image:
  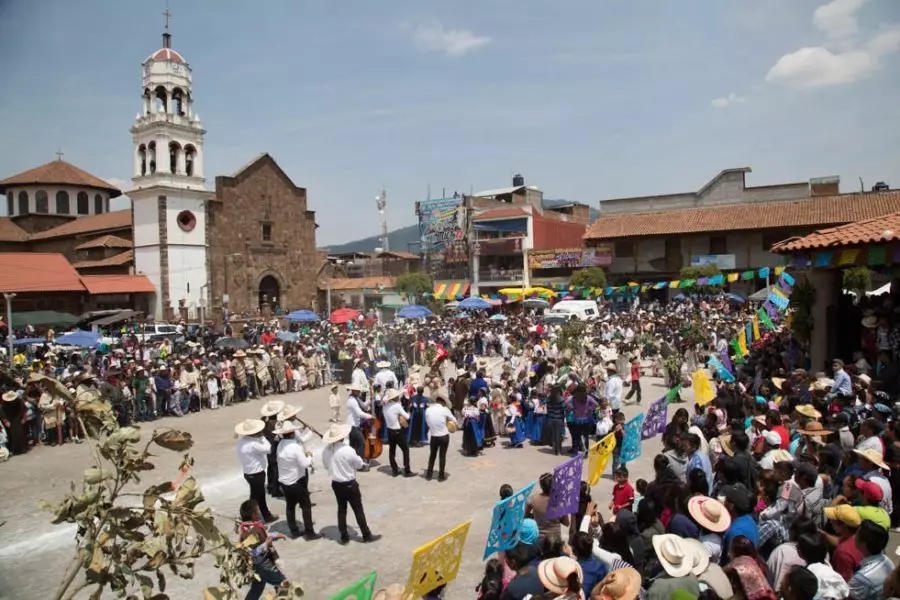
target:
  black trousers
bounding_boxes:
[266,450,280,495]
[331,480,371,540]
[427,434,450,477]
[547,418,566,456]
[625,380,642,403]
[388,428,410,474]
[281,475,314,535]
[244,471,273,520]
[349,426,365,459]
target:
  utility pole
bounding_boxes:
[4,293,15,366]
[376,189,388,252]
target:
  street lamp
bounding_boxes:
[4,293,16,366]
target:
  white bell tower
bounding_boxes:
[128,10,214,321]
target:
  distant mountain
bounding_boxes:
[324,224,421,254]
[323,199,598,253]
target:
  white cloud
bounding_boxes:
[710,92,747,109]
[766,0,900,90]
[410,22,490,58]
[813,0,866,39]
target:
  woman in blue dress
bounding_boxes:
[407,386,429,446]
[461,399,484,456]
[505,395,526,448]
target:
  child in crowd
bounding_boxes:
[328,383,342,423]
[239,499,287,600]
[610,466,634,515]
[634,478,647,513]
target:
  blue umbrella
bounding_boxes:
[276,331,300,342]
[13,337,46,346]
[458,297,492,310]
[489,313,507,321]
[724,292,746,304]
[54,330,101,347]
[285,309,320,322]
[397,305,432,319]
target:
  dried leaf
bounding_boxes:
[191,514,219,542]
[153,430,194,452]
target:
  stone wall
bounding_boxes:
[208,155,317,322]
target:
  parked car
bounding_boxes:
[134,323,183,344]
[546,300,600,321]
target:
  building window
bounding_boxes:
[6,192,12,216]
[762,232,786,250]
[35,190,49,213]
[261,222,273,242]
[614,240,635,258]
[77,191,89,215]
[17,191,28,215]
[709,235,727,255]
[176,210,197,232]
[56,190,70,214]
[94,194,103,214]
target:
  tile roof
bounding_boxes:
[0,159,121,196]
[29,209,132,241]
[74,234,133,250]
[375,250,419,260]
[472,207,529,221]
[318,276,395,291]
[81,274,156,295]
[71,249,134,269]
[0,253,86,293]
[584,191,900,240]
[771,210,900,252]
[0,217,29,242]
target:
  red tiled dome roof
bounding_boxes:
[0,160,121,197]
[148,48,185,64]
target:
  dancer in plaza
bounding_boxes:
[321,423,381,545]
[235,419,278,524]
[424,397,457,481]
[274,419,321,540]
[461,397,484,456]
[407,385,430,446]
[382,388,413,477]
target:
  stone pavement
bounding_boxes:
[0,375,681,599]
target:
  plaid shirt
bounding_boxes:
[849,553,895,600]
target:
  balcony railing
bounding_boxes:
[478,268,524,282]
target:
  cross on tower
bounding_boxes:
[54,148,64,161]
[162,7,171,31]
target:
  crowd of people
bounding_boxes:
[4,290,900,600]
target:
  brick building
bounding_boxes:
[207,154,318,320]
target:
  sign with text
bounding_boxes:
[528,247,611,269]
[418,198,466,254]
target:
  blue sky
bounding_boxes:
[0,0,898,245]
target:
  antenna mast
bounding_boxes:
[376,189,389,252]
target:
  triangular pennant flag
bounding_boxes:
[758,307,776,331]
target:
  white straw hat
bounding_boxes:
[260,400,285,417]
[652,534,697,578]
[234,419,265,437]
[322,423,352,445]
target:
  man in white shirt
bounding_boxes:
[382,388,412,477]
[275,421,321,540]
[321,424,381,545]
[604,364,623,412]
[234,418,278,523]
[373,361,398,391]
[424,397,457,481]
[345,383,373,466]
[351,359,369,402]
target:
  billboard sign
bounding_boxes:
[417,198,465,255]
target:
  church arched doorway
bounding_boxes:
[258,275,280,312]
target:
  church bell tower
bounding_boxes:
[128,10,214,321]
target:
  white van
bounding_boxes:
[546,300,600,321]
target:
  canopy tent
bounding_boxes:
[867,283,892,296]
[432,281,470,300]
[89,309,140,327]
[284,309,320,322]
[522,298,550,309]
[330,307,361,324]
[442,301,459,311]
[9,310,79,327]
[497,287,558,299]
[748,286,777,302]
[397,305,432,319]
[54,330,101,348]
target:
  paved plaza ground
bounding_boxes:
[0,376,697,599]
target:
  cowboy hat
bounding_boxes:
[375,360,391,369]
[322,423,352,445]
[348,383,362,392]
[383,388,400,402]
[797,421,831,436]
[854,447,889,470]
[330,383,339,390]
[681,537,711,575]
[770,377,786,391]
[590,567,641,600]
[2,391,18,402]
[234,419,265,437]
[795,404,822,419]
[279,404,302,421]
[537,556,583,595]
[260,400,286,418]
[652,534,697,578]
[233,350,246,358]
[273,420,302,436]
[688,496,732,533]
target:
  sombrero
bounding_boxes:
[854,447,889,470]
[273,421,302,436]
[770,377,786,391]
[234,419,265,437]
[322,423,352,445]
[2,391,18,402]
[687,496,732,533]
[795,404,822,419]
[376,360,391,369]
[797,421,831,436]
[279,404,302,421]
[260,400,285,417]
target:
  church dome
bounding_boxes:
[147,47,185,64]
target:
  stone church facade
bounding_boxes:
[208,154,318,321]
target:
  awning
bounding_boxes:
[10,310,79,327]
[81,275,156,295]
[90,309,140,326]
[433,280,470,300]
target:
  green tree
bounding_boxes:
[842,266,871,293]
[679,264,723,294]
[394,272,434,301]
[570,267,607,289]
